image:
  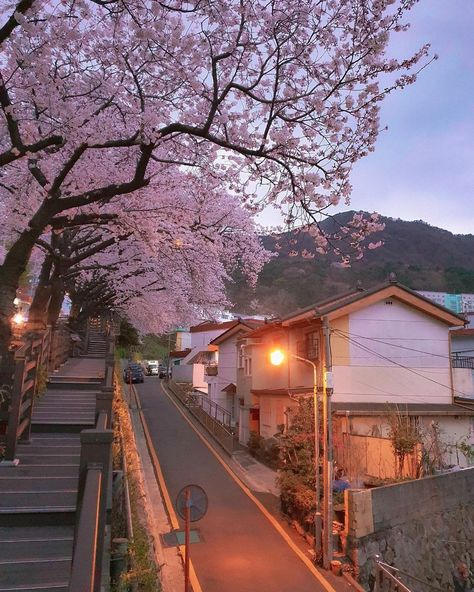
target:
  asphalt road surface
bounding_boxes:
[134,377,334,592]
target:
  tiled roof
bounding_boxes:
[190,320,239,333]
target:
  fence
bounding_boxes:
[168,380,236,453]
[335,432,420,481]
[4,335,43,461]
[48,324,72,372]
[451,354,474,369]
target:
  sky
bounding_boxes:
[258,1,474,236]
[348,0,474,236]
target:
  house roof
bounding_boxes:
[280,280,466,327]
[451,328,474,336]
[189,320,239,333]
[331,402,474,416]
[221,383,236,393]
[169,348,191,358]
[242,320,282,339]
[251,387,314,397]
[210,319,265,345]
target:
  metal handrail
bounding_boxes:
[69,468,102,592]
[168,381,235,453]
[451,354,474,369]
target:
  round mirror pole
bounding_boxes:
[185,487,190,592]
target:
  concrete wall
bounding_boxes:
[345,468,474,589]
[172,364,192,383]
[334,414,474,481]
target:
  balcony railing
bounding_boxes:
[451,354,474,369]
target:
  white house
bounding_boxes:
[173,320,241,393]
[236,280,474,477]
[205,319,264,424]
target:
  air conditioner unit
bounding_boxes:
[240,338,262,347]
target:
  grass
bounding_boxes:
[112,368,161,592]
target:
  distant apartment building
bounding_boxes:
[418,291,474,314]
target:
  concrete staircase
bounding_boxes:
[0,358,104,591]
[0,525,73,592]
[86,329,108,358]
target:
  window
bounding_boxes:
[306,331,319,360]
[238,345,245,369]
[244,356,252,377]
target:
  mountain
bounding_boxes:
[230,213,474,316]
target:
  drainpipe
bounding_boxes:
[322,316,333,570]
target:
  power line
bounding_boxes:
[334,328,452,360]
[334,331,472,399]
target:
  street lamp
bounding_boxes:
[270,348,322,561]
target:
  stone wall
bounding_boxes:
[345,467,474,590]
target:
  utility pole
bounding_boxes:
[322,316,333,570]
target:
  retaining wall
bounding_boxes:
[345,467,474,590]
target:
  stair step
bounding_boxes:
[27,436,80,444]
[46,382,102,391]
[0,525,74,541]
[0,477,77,492]
[31,423,93,434]
[12,454,80,465]
[0,464,79,478]
[0,557,70,590]
[0,491,77,511]
[1,538,73,561]
[48,376,102,383]
[16,445,80,454]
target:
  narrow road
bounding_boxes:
[135,377,334,592]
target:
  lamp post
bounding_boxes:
[270,348,322,561]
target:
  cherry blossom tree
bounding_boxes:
[27,174,269,334]
[0,0,432,384]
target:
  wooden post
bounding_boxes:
[4,344,27,462]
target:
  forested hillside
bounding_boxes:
[230,213,474,316]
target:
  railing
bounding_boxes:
[70,328,115,591]
[168,381,235,454]
[451,354,474,369]
[96,333,115,428]
[4,335,43,461]
[374,561,412,592]
[374,558,444,592]
[49,324,72,372]
[70,409,113,592]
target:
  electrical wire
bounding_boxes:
[333,330,472,399]
[334,328,455,360]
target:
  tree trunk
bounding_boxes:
[0,204,54,388]
[28,254,54,330]
[47,277,65,328]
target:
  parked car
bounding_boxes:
[123,364,145,384]
[145,360,160,376]
[159,365,171,379]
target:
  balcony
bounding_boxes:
[451,354,474,369]
[205,365,218,376]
